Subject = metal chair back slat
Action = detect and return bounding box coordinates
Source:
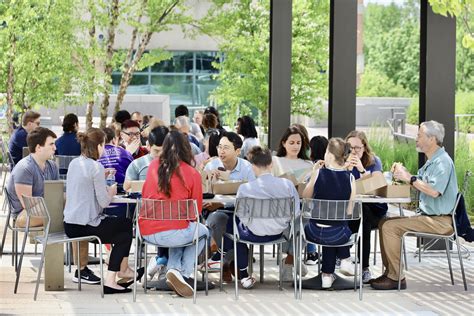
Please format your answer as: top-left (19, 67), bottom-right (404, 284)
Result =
top-left (140, 198), bottom-right (198, 222)
top-left (302, 199), bottom-right (360, 221)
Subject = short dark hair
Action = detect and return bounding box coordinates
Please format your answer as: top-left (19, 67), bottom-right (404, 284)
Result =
top-left (175, 105), bottom-right (189, 118)
top-left (78, 128), bottom-right (106, 160)
top-left (102, 127), bottom-right (116, 143)
top-left (22, 110), bottom-right (41, 126)
top-left (62, 113), bottom-right (79, 133)
top-left (309, 136), bottom-right (328, 162)
top-left (148, 126), bottom-right (169, 147)
top-left (121, 119), bottom-right (140, 130)
top-left (221, 131), bottom-right (243, 150)
top-left (247, 146), bottom-right (272, 168)
top-left (115, 110), bottom-right (131, 124)
top-left (237, 115), bottom-right (258, 138)
top-left (27, 127), bottom-right (57, 153)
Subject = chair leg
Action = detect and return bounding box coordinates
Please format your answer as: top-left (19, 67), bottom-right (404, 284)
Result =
top-left (455, 236), bottom-right (468, 291)
top-left (418, 236), bottom-right (422, 263)
top-left (77, 242), bottom-right (81, 291)
top-left (359, 236), bottom-right (363, 301)
top-left (354, 243), bottom-right (358, 291)
top-left (219, 236), bottom-right (224, 291)
top-left (233, 238), bottom-right (238, 300)
top-left (272, 244), bottom-right (275, 258)
top-left (278, 244), bottom-right (282, 291)
top-left (298, 234), bottom-right (303, 300)
top-left (259, 244), bottom-right (264, 284)
top-left (34, 244), bottom-right (46, 301)
top-left (398, 238), bottom-right (404, 291)
top-left (373, 229), bottom-right (377, 266)
top-left (444, 238), bottom-right (454, 285)
top-left (143, 245), bottom-right (148, 294)
top-left (317, 245), bottom-right (321, 275)
top-left (0, 210), bottom-right (11, 259)
top-left (402, 237), bottom-right (408, 271)
top-left (193, 237), bottom-right (198, 304)
top-left (133, 238), bottom-right (138, 302)
top-left (248, 245), bottom-right (254, 275)
top-left (14, 230), bottom-right (18, 271)
top-left (205, 238), bottom-right (209, 296)
top-left (14, 229), bottom-right (29, 293)
top-left (98, 241), bottom-right (104, 298)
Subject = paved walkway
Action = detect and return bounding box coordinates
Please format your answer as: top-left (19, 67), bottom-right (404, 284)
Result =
top-left (1, 194), bottom-right (473, 315)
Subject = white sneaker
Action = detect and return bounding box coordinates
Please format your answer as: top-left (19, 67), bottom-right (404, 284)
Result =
top-left (362, 269), bottom-right (372, 284)
top-left (281, 258), bottom-right (308, 282)
top-left (240, 275), bottom-right (256, 289)
top-left (321, 273), bottom-right (336, 288)
top-left (147, 257), bottom-right (159, 279)
top-left (166, 269), bottom-right (194, 297)
top-left (339, 258), bottom-right (355, 276)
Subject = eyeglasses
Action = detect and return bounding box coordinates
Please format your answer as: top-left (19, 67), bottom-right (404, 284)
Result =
top-left (217, 145), bottom-right (234, 152)
top-left (122, 131), bottom-right (140, 137)
top-left (350, 146), bottom-right (364, 152)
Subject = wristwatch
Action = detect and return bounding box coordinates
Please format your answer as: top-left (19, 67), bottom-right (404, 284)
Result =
top-left (359, 169), bottom-right (366, 174)
top-left (409, 175), bottom-right (417, 185)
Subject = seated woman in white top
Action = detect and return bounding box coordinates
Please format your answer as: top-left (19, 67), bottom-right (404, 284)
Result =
top-left (272, 126), bottom-right (314, 279)
top-left (63, 128), bottom-right (142, 294)
top-left (272, 126), bottom-right (313, 183)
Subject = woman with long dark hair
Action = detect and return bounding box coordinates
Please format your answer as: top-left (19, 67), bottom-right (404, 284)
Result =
top-left (139, 131), bottom-right (209, 298)
top-left (237, 115), bottom-right (259, 159)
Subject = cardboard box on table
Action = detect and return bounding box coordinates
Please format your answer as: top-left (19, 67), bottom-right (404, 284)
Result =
top-left (375, 184), bottom-right (411, 198)
top-left (355, 172), bottom-right (410, 198)
top-left (201, 170), bottom-right (246, 195)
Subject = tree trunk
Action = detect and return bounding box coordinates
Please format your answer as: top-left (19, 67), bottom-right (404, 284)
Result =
top-left (6, 37), bottom-right (16, 135)
top-left (85, 101), bottom-right (94, 129)
top-left (99, 0), bottom-right (119, 127)
top-left (114, 0), bottom-right (180, 112)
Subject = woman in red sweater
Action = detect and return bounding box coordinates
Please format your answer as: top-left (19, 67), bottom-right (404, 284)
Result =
top-left (139, 131), bottom-right (209, 298)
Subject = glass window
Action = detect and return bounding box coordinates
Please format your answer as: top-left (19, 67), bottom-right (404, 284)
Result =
top-left (150, 75), bottom-right (194, 105)
top-left (195, 52), bottom-right (220, 73)
top-left (195, 74), bottom-right (219, 106)
top-left (151, 52), bottom-right (194, 73)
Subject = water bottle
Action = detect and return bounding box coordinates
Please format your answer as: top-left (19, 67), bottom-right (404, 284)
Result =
top-left (106, 171), bottom-right (116, 186)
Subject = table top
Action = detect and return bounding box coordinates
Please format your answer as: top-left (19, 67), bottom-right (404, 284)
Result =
top-left (112, 195), bottom-right (138, 203)
top-left (204, 194), bottom-right (411, 205)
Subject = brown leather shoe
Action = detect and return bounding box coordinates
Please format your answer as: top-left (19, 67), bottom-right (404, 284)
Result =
top-left (369, 272), bottom-right (389, 284)
top-left (370, 275), bottom-right (407, 290)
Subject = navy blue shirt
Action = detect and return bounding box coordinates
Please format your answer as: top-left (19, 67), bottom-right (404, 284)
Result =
top-left (8, 127), bottom-right (28, 166)
top-left (350, 155), bottom-right (387, 215)
top-left (55, 132), bottom-right (81, 156)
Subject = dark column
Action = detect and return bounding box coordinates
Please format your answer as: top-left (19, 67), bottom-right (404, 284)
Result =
top-left (268, 0), bottom-right (292, 150)
top-left (328, 0), bottom-right (357, 138)
top-left (419, 0), bottom-right (456, 165)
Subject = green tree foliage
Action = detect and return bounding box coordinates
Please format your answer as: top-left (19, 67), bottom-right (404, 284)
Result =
top-left (201, 0), bottom-right (329, 127)
top-left (357, 66), bottom-right (411, 97)
top-left (429, 0), bottom-right (474, 50)
top-left (363, 1), bottom-right (419, 96)
top-left (0, 0), bottom-right (81, 132)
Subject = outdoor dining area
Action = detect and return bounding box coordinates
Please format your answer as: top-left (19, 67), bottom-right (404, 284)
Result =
top-left (1, 0), bottom-right (474, 315)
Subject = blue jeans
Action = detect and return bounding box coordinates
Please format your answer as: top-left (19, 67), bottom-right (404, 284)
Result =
top-left (223, 217), bottom-right (282, 273)
top-left (143, 222), bottom-right (209, 277)
top-left (305, 223), bottom-right (352, 274)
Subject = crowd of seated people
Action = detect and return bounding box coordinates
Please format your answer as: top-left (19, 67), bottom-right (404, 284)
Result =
top-left (6, 106), bottom-right (469, 298)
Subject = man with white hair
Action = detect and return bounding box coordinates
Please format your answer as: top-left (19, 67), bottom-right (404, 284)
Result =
top-left (371, 120), bottom-right (458, 290)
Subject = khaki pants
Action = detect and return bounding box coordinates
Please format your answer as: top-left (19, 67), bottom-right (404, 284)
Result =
top-left (15, 209), bottom-right (44, 228)
top-left (72, 241), bottom-right (89, 270)
top-left (379, 215), bottom-right (453, 280)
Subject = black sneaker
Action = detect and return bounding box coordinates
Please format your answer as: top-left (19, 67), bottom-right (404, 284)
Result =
top-left (72, 266), bottom-right (101, 284)
top-left (305, 252), bottom-right (319, 266)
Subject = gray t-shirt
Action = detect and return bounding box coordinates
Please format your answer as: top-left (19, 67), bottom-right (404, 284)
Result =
top-left (125, 154), bottom-right (153, 181)
top-left (7, 155), bottom-right (59, 214)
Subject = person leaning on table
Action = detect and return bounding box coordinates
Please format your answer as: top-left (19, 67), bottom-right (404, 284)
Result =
top-left (371, 120), bottom-right (458, 290)
top-left (63, 128), bottom-right (140, 295)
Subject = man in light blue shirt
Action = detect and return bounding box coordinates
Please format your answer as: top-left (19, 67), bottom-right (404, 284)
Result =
top-left (372, 121), bottom-right (459, 290)
top-left (201, 132), bottom-right (255, 273)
